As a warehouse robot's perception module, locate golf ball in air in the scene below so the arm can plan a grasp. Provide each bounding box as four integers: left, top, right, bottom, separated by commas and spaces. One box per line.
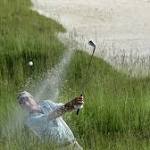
28, 61, 33, 66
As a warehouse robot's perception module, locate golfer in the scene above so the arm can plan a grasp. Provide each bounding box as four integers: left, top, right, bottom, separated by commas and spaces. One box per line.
17, 91, 84, 149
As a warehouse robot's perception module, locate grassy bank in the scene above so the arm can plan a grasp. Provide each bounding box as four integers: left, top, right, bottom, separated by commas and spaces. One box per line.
1, 0, 150, 150
61, 50, 150, 149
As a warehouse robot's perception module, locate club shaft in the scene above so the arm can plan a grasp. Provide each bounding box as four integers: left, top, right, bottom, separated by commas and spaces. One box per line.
77, 42, 96, 115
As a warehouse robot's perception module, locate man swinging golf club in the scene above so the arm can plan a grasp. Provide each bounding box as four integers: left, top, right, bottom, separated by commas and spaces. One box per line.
17, 91, 84, 149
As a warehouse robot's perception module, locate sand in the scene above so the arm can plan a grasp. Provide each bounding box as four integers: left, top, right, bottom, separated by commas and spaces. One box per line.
31, 0, 150, 76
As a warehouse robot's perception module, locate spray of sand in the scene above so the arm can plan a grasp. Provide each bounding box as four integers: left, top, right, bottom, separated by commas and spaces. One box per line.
33, 49, 74, 101
1, 103, 26, 138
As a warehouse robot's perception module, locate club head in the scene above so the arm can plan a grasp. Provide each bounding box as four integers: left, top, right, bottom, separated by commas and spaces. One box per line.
88, 40, 96, 49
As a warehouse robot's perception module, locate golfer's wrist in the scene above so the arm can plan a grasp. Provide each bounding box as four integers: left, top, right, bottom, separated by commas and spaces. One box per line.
63, 105, 69, 112
64, 102, 74, 112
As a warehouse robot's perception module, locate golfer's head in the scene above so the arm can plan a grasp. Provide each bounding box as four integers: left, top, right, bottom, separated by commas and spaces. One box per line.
17, 91, 37, 111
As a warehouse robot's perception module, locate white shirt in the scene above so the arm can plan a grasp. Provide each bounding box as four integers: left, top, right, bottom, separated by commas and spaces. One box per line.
25, 100, 75, 145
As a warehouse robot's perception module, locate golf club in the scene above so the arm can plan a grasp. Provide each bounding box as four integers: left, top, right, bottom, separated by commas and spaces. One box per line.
76, 40, 96, 115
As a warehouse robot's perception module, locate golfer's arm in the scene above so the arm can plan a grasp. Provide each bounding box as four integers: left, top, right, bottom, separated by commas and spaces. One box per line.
47, 104, 68, 120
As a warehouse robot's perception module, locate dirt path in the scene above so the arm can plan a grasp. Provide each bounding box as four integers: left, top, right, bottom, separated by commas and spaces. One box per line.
32, 0, 150, 76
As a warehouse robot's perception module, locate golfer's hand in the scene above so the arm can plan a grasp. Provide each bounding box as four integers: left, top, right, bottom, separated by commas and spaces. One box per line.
65, 96, 84, 112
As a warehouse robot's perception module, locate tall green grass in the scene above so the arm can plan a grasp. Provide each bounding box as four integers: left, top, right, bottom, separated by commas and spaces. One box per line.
0, 0, 66, 101
61, 50, 150, 149
1, 0, 150, 149
0, 0, 66, 149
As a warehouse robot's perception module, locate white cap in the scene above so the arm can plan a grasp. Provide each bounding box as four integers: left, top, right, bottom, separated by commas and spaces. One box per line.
17, 91, 33, 102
